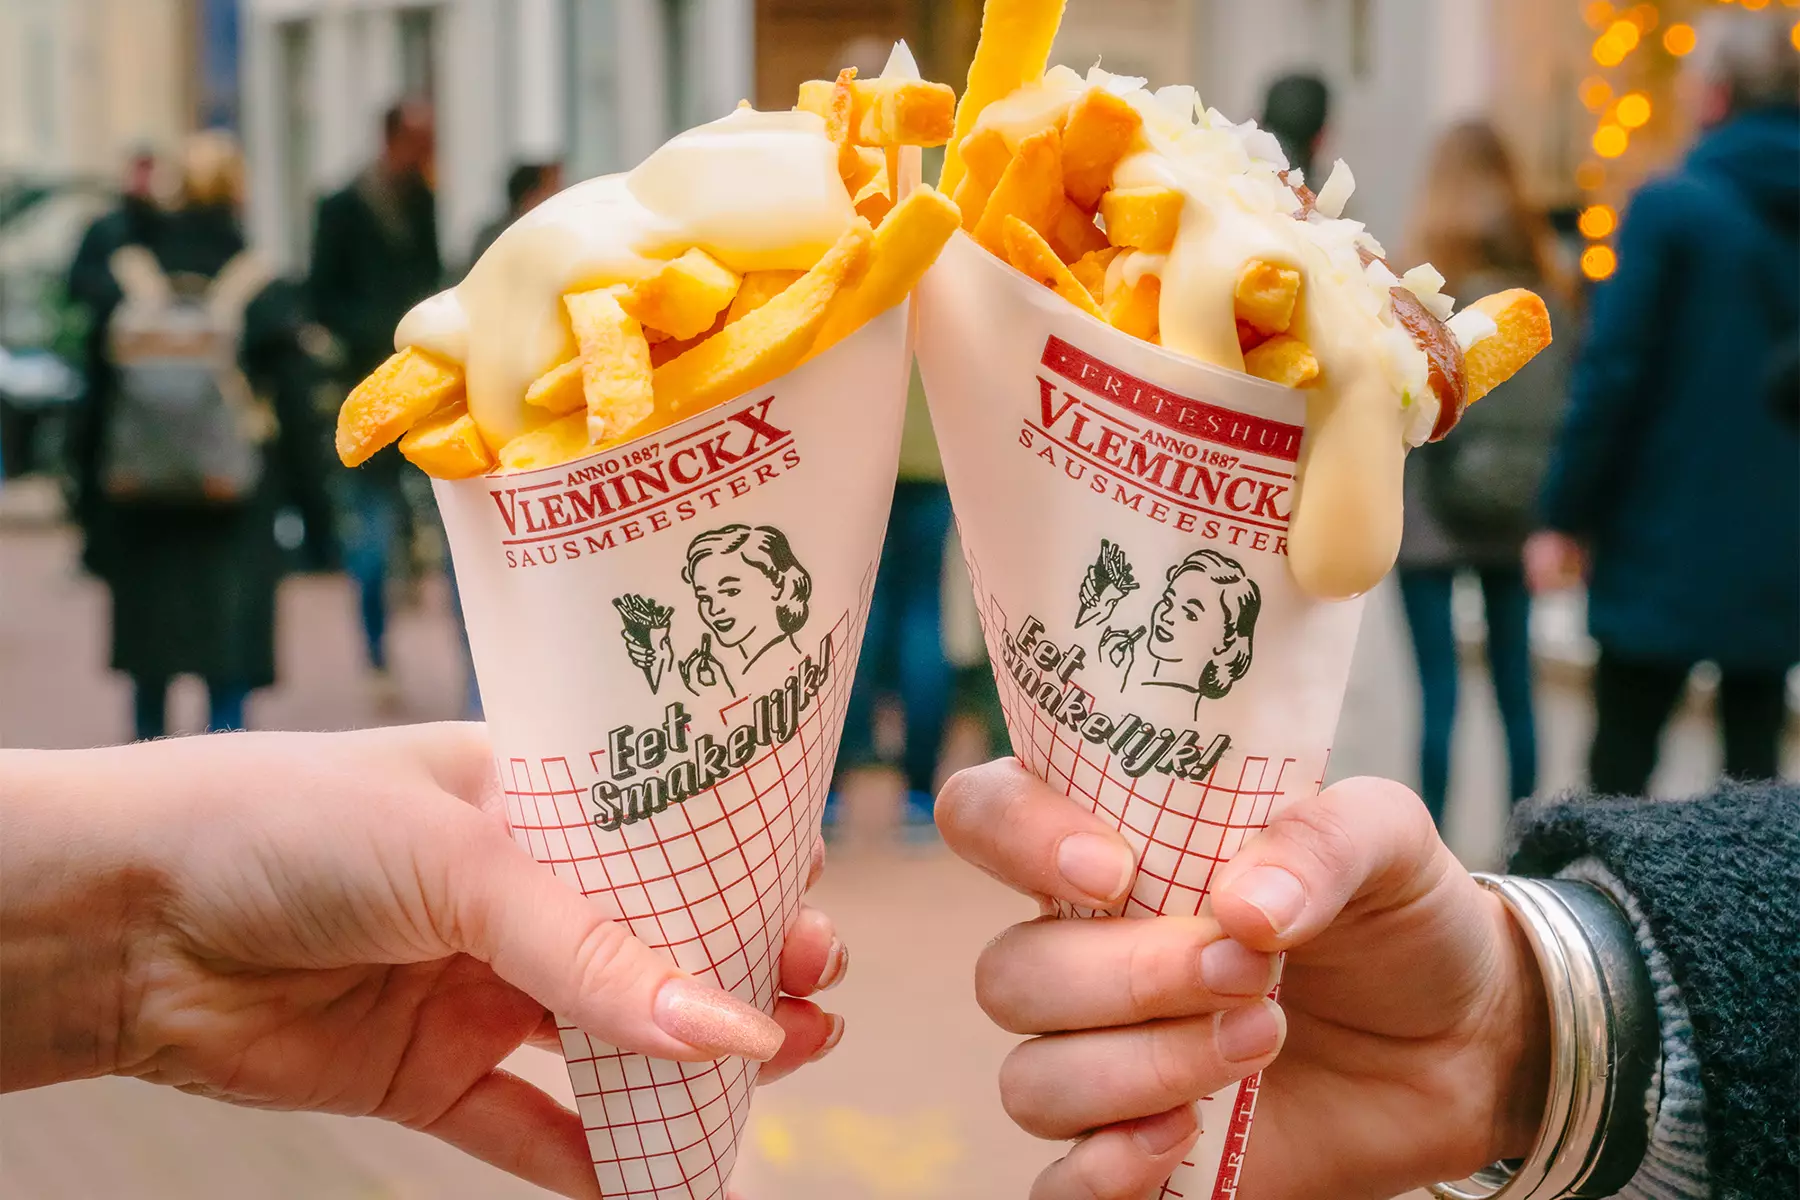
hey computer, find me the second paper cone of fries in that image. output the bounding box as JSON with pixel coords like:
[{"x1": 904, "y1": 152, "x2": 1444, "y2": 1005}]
[
  {"x1": 327, "y1": 43, "x2": 961, "y2": 1200},
  {"x1": 918, "y1": 233, "x2": 1368, "y2": 1195}
]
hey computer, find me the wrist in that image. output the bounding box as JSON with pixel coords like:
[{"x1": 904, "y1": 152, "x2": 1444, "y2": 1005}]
[
  {"x1": 1484, "y1": 888, "x2": 1552, "y2": 1161},
  {"x1": 0, "y1": 749, "x2": 174, "y2": 1090}
]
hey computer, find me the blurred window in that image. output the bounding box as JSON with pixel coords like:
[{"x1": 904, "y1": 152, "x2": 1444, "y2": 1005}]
[{"x1": 278, "y1": 20, "x2": 315, "y2": 269}]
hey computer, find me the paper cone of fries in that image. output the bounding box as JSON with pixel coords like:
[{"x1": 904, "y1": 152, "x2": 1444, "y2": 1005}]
[
  {"x1": 435, "y1": 305, "x2": 910, "y2": 1200},
  {"x1": 918, "y1": 233, "x2": 1367, "y2": 1197}
]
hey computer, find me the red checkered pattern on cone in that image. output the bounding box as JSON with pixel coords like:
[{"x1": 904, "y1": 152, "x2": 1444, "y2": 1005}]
[
  {"x1": 963, "y1": 550, "x2": 1324, "y2": 1200},
  {"x1": 500, "y1": 586, "x2": 872, "y2": 1200}
]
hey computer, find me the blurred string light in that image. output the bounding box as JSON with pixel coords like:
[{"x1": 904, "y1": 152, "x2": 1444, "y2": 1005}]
[
  {"x1": 1616, "y1": 91, "x2": 1654, "y2": 126},
  {"x1": 1593, "y1": 124, "x2": 1631, "y2": 156},
  {"x1": 1664, "y1": 23, "x2": 1698, "y2": 54},
  {"x1": 1576, "y1": 161, "x2": 1608, "y2": 190},
  {"x1": 1585, "y1": 1, "x2": 1617, "y2": 29},
  {"x1": 1579, "y1": 205, "x2": 1619, "y2": 238},
  {"x1": 1581, "y1": 76, "x2": 1616, "y2": 109},
  {"x1": 1741, "y1": 0, "x2": 1769, "y2": 11},
  {"x1": 1792, "y1": 19, "x2": 1800, "y2": 50},
  {"x1": 1582, "y1": 244, "x2": 1619, "y2": 281}
]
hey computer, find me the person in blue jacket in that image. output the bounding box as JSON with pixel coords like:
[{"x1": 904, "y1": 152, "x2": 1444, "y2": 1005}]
[{"x1": 1529, "y1": 9, "x2": 1799, "y2": 796}]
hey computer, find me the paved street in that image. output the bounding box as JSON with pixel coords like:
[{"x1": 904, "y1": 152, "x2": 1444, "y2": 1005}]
[{"x1": 2, "y1": 510, "x2": 1791, "y2": 1199}]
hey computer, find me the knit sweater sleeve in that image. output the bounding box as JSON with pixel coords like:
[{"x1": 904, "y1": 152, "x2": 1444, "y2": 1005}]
[{"x1": 1508, "y1": 784, "x2": 1800, "y2": 1200}]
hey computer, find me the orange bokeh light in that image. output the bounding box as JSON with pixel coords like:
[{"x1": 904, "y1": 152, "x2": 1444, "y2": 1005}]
[
  {"x1": 1742, "y1": 0, "x2": 1769, "y2": 11},
  {"x1": 1628, "y1": 3, "x2": 1660, "y2": 32},
  {"x1": 1584, "y1": 0, "x2": 1617, "y2": 28},
  {"x1": 1576, "y1": 161, "x2": 1607, "y2": 191},
  {"x1": 1664, "y1": 23, "x2": 1697, "y2": 55},
  {"x1": 1581, "y1": 77, "x2": 1615, "y2": 111},
  {"x1": 1616, "y1": 93, "x2": 1653, "y2": 128},
  {"x1": 1583, "y1": 245, "x2": 1619, "y2": 281},
  {"x1": 1792, "y1": 20, "x2": 1800, "y2": 50},
  {"x1": 1607, "y1": 18, "x2": 1641, "y2": 50},
  {"x1": 1579, "y1": 205, "x2": 1619, "y2": 239},
  {"x1": 1594, "y1": 125, "x2": 1630, "y2": 158}
]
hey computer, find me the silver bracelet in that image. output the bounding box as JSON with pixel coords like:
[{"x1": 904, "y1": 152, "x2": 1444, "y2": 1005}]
[{"x1": 1429, "y1": 874, "x2": 1658, "y2": 1200}]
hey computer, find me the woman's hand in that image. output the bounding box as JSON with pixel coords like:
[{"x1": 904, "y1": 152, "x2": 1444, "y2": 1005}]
[
  {"x1": 0, "y1": 725, "x2": 845, "y2": 1199},
  {"x1": 936, "y1": 759, "x2": 1548, "y2": 1200}
]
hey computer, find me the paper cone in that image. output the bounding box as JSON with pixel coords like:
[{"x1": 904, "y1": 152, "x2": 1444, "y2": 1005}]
[
  {"x1": 918, "y1": 234, "x2": 1367, "y2": 1198},
  {"x1": 435, "y1": 305, "x2": 910, "y2": 1200}
]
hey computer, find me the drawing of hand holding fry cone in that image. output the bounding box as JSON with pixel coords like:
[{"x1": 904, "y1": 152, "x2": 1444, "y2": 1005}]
[{"x1": 614, "y1": 593, "x2": 676, "y2": 692}]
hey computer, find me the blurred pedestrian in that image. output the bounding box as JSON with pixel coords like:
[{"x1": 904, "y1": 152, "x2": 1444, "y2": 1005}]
[
  {"x1": 310, "y1": 99, "x2": 443, "y2": 703},
  {"x1": 1530, "y1": 9, "x2": 1799, "y2": 795},
  {"x1": 1261, "y1": 74, "x2": 1331, "y2": 185},
  {"x1": 1396, "y1": 121, "x2": 1574, "y2": 825},
  {"x1": 467, "y1": 161, "x2": 564, "y2": 271},
  {"x1": 65, "y1": 131, "x2": 333, "y2": 739}
]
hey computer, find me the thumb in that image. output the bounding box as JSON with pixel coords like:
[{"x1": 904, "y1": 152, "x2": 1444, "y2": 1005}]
[
  {"x1": 432, "y1": 811, "x2": 783, "y2": 1063},
  {"x1": 1210, "y1": 776, "x2": 1448, "y2": 953}
]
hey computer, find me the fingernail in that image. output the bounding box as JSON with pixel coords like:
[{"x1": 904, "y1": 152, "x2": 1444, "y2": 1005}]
[
  {"x1": 1215, "y1": 999, "x2": 1284, "y2": 1063},
  {"x1": 1199, "y1": 939, "x2": 1273, "y2": 997},
  {"x1": 808, "y1": 1013, "x2": 846, "y2": 1063},
  {"x1": 816, "y1": 939, "x2": 849, "y2": 992},
  {"x1": 1131, "y1": 1105, "x2": 1198, "y2": 1154},
  {"x1": 1056, "y1": 833, "x2": 1133, "y2": 904},
  {"x1": 654, "y1": 978, "x2": 784, "y2": 1062},
  {"x1": 1229, "y1": 866, "x2": 1306, "y2": 935}
]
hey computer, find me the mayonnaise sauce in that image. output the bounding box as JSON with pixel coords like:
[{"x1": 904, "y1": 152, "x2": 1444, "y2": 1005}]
[
  {"x1": 970, "y1": 66, "x2": 1447, "y2": 600},
  {"x1": 397, "y1": 108, "x2": 855, "y2": 445}
]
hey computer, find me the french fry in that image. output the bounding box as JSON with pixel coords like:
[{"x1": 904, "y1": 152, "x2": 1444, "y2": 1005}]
[
  {"x1": 523, "y1": 357, "x2": 585, "y2": 415},
  {"x1": 336, "y1": 346, "x2": 464, "y2": 467},
  {"x1": 1235, "y1": 259, "x2": 1302, "y2": 337},
  {"x1": 941, "y1": 0, "x2": 1070, "y2": 196},
  {"x1": 1463, "y1": 289, "x2": 1554, "y2": 403},
  {"x1": 1002, "y1": 215, "x2": 1105, "y2": 320},
  {"x1": 1062, "y1": 88, "x2": 1143, "y2": 208},
  {"x1": 1100, "y1": 186, "x2": 1184, "y2": 253},
  {"x1": 726, "y1": 270, "x2": 804, "y2": 325},
  {"x1": 952, "y1": 171, "x2": 995, "y2": 233},
  {"x1": 973, "y1": 126, "x2": 1065, "y2": 257},
  {"x1": 815, "y1": 186, "x2": 961, "y2": 352},
  {"x1": 853, "y1": 163, "x2": 895, "y2": 225},
  {"x1": 796, "y1": 76, "x2": 955, "y2": 146},
  {"x1": 497, "y1": 411, "x2": 593, "y2": 472},
  {"x1": 565, "y1": 287, "x2": 655, "y2": 442},
  {"x1": 840, "y1": 145, "x2": 885, "y2": 196},
  {"x1": 1049, "y1": 202, "x2": 1110, "y2": 262},
  {"x1": 1069, "y1": 246, "x2": 1120, "y2": 304},
  {"x1": 960, "y1": 127, "x2": 1014, "y2": 190},
  {"x1": 1103, "y1": 273, "x2": 1161, "y2": 342},
  {"x1": 1237, "y1": 320, "x2": 1268, "y2": 353},
  {"x1": 620, "y1": 249, "x2": 743, "y2": 340},
  {"x1": 652, "y1": 218, "x2": 874, "y2": 418},
  {"x1": 1244, "y1": 334, "x2": 1321, "y2": 387},
  {"x1": 399, "y1": 402, "x2": 494, "y2": 479}
]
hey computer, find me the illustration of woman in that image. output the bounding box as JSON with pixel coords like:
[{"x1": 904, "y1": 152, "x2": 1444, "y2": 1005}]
[
  {"x1": 679, "y1": 525, "x2": 813, "y2": 686},
  {"x1": 1134, "y1": 549, "x2": 1261, "y2": 717}
]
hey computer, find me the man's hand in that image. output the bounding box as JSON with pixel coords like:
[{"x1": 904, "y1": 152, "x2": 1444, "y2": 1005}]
[
  {"x1": 936, "y1": 760, "x2": 1549, "y2": 1200},
  {"x1": 0, "y1": 726, "x2": 846, "y2": 1200},
  {"x1": 1524, "y1": 530, "x2": 1587, "y2": 594}
]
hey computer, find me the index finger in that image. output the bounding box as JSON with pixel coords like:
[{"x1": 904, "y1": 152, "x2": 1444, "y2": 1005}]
[{"x1": 936, "y1": 758, "x2": 1136, "y2": 909}]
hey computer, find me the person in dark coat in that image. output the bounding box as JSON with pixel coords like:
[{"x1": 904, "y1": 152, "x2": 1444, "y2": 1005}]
[
  {"x1": 1530, "y1": 10, "x2": 1800, "y2": 796},
  {"x1": 308, "y1": 99, "x2": 442, "y2": 691},
  {"x1": 1396, "y1": 121, "x2": 1575, "y2": 826},
  {"x1": 66, "y1": 133, "x2": 333, "y2": 740}
]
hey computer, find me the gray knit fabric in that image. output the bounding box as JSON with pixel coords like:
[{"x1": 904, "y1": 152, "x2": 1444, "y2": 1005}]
[{"x1": 1560, "y1": 857, "x2": 1710, "y2": 1200}]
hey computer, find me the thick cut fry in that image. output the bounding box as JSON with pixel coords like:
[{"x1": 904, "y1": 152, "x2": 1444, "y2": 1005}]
[
  {"x1": 953, "y1": 170, "x2": 995, "y2": 233},
  {"x1": 497, "y1": 412, "x2": 593, "y2": 472},
  {"x1": 336, "y1": 347, "x2": 463, "y2": 467},
  {"x1": 941, "y1": 0, "x2": 1070, "y2": 195},
  {"x1": 960, "y1": 128, "x2": 1014, "y2": 190},
  {"x1": 1069, "y1": 246, "x2": 1120, "y2": 304},
  {"x1": 815, "y1": 187, "x2": 961, "y2": 352},
  {"x1": 1062, "y1": 88, "x2": 1144, "y2": 208},
  {"x1": 1237, "y1": 319, "x2": 1268, "y2": 353},
  {"x1": 1244, "y1": 334, "x2": 1321, "y2": 387},
  {"x1": 726, "y1": 270, "x2": 804, "y2": 325},
  {"x1": 652, "y1": 219, "x2": 874, "y2": 418},
  {"x1": 620, "y1": 248, "x2": 743, "y2": 340},
  {"x1": 1235, "y1": 259, "x2": 1302, "y2": 336},
  {"x1": 565, "y1": 287, "x2": 656, "y2": 442},
  {"x1": 1003, "y1": 215, "x2": 1104, "y2": 320},
  {"x1": 399, "y1": 402, "x2": 494, "y2": 479},
  {"x1": 853, "y1": 163, "x2": 894, "y2": 225},
  {"x1": 1049, "y1": 203, "x2": 1110, "y2": 262},
  {"x1": 523, "y1": 357, "x2": 585, "y2": 414},
  {"x1": 1103, "y1": 274, "x2": 1161, "y2": 343},
  {"x1": 973, "y1": 127, "x2": 1065, "y2": 257},
  {"x1": 1100, "y1": 186, "x2": 1184, "y2": 253},
  {"x1": 840, "y1": 145, "x2": 884, "y2": 196},
  {"x1": 1463, "y1": 289, "x2": 1554, "y2": 403},
  {"x1": 796, "y1": 77, "x2": 956, "y2": 146}
]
